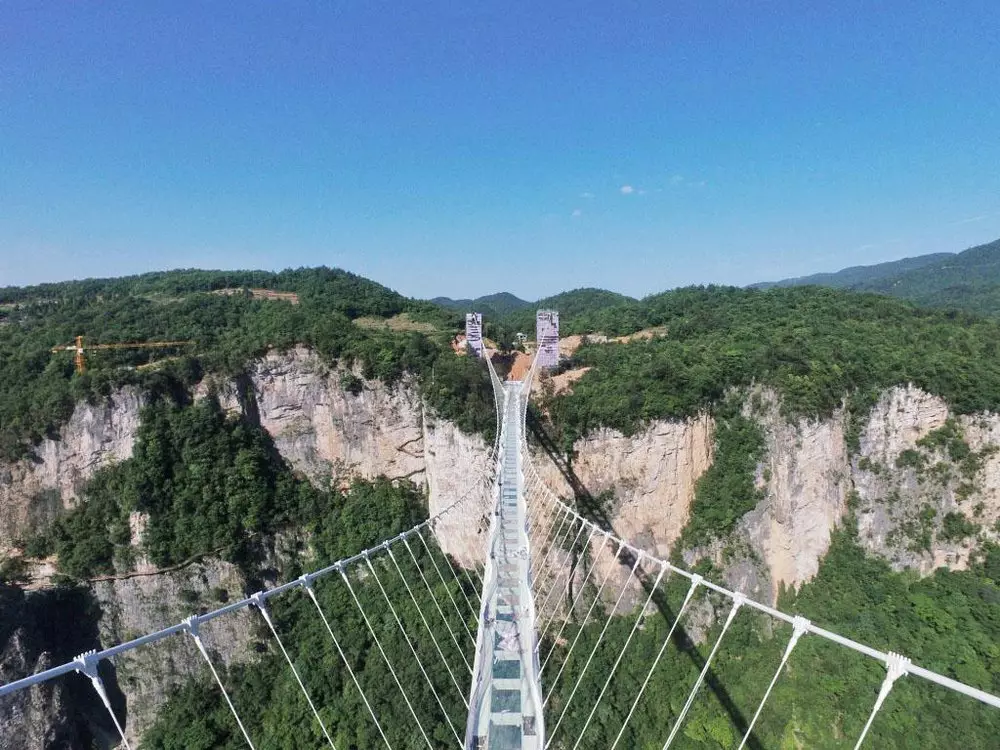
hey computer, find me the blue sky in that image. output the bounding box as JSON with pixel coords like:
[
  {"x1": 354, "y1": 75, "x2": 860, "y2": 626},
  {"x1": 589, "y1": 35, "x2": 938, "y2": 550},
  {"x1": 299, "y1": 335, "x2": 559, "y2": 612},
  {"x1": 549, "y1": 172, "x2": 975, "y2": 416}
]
[{"x1": 1, "y1": 1, "x2": 998, "y2": 299}]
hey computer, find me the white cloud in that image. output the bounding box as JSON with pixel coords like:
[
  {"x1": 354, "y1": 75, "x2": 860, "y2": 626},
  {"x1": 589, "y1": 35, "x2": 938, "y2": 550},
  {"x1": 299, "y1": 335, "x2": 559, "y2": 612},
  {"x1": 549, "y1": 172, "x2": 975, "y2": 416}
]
[
  {"x1": 620, "y1": 185, "x2": 635, "y2": 195},
  {"x1": 571, "y1": 208, "x2": 582, "y2": 218},
  {"x1": 580, "y1": 192, "x2": 595, "y2": 199},
  {"x1": 669, "y1": 174, "x2": 685, "y2": 185},
  {"x1": 953, "y1": 213, "x2": 993, "y2": 225}
]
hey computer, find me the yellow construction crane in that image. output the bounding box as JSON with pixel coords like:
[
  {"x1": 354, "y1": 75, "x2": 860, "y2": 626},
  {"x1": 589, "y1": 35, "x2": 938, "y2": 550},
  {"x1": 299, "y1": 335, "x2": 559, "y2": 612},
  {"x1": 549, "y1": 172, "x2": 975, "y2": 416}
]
[{"x1": 52, "y1": 335, "x2": 194, "y2": 374}]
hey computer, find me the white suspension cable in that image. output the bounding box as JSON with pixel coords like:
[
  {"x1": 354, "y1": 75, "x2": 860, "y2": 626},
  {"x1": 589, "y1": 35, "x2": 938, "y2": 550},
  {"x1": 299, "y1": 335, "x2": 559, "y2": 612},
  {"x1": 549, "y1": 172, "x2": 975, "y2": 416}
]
[
  {"x1": 184, "y1": 617, "x2": 257, "y2": 749},
  {"x1": 364, "y1": 555, "x2": 464, "y2": 747},
  {"x1": 435, "y1": 513, "x2": 488, "y2": 616},
  {"x1": 661, "y1": 594, "x2": 745, "y2": 749},
  {"x1": 609, "y1": 575, "x2": 701, "y2": 750},
  {"x1": 534, "y1": 522, "x2": 589, "y2": 633},
  {"x1": 539, "y1": 506, "x2": 580, "y2": 576},
  {"x1": 463, "y1": 565, "x2": 484, "y2": 600},
  {"x1": 539, "y1": 528, "x2": 605, "y2": 673},
  {"x1": 339, "y1": 566, "x2": 435, "y2": 750},
  {"x1": 526, "y1": 494, "x2": 560, "y2": 555},
  {"x1": 529, "y1": 504, "x2": 572, "y2": 589},
  {"x1": 529, "y1": 509, "x2": 577, "y2": 615},
  {"x1": 854, "y1": 652, "x2": 911, "y2": 749},
  {"x1": 302, "y1": 579, "x2": 394, "y2": 750},
  {"x1": 73, "y1": 651, "x2": 133, "y2": 750},
  {"x1": 736, "y1": 615, "x2": 810, "y2": 750},
  {"x1": 513, "y1": 472, "x2": 1000, "y2": 712},
  {"x1": 386, "y1": 548, "x2": 470, "y2": 708},
  {"x1": 538, "y1": 523, "x2": 593, "y2": 637},
  {"x1": 525, "y1": 474, "x2": 554, "y2": 528},
  {"x1": 251, "y1": 593, "x2": 337, "y2": 749},
  {"x1": 403, "y1": 537, "x2": 474, "y2": 674},
  {"x1": 546, "y1": 552, "x2": 643, "y2": 745},
  {"x1": 544, "y1": 538, "x2": 626, "y2": 706},
  {"x1": 571, "y1": 563, "x2": 668, "y2": 750},
  {"x1": 418, "y1": 528, "x2": 478, "y2": 646}
]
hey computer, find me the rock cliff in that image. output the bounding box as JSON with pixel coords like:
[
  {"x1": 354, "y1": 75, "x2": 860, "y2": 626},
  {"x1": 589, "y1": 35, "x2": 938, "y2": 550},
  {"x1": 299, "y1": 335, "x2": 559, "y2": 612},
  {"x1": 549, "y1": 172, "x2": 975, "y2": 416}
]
[
  {"x1": 527, "y1": 384, "x2": 1000, "y2": 608},
  {"x1": 0, "y1": 387, "x2": 143, "y2": 555},
  {"x1": 6, "y1": 347, "x2": 1000, "y2": 742},
  {"x1": 0, "y1": 347, "x2": 493, "y2": 745}
]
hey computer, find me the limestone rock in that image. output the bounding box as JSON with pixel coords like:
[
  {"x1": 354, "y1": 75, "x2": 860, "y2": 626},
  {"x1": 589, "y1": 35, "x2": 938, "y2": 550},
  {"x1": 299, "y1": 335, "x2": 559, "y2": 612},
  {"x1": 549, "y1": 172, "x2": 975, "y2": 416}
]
[{"x1": 0, "y1": 387, "x2": 143, "y2": 554}]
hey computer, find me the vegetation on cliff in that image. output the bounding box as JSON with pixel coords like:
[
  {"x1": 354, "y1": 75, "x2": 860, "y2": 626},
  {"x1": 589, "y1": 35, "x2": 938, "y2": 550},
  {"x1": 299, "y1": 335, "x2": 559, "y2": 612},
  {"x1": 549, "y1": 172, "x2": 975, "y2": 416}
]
[
  {"x1": 31, "y1": 396, "x2": 328, "y2": 578},
  {"x1": 141, "y1": 479, "x2": 477, "y2": 750},
  {"x1": 547, "y1": 286, "x2": 1000, "y2": 443},
  {"x1": 541, "y1": 529, "x2": 1000, "y2": 749},
  {"x1": 0, "y1": 267, "x2": 495, "y2": 461},
  {"x1": 26, "y1": 384, "x2": 485, "y2": 581}
]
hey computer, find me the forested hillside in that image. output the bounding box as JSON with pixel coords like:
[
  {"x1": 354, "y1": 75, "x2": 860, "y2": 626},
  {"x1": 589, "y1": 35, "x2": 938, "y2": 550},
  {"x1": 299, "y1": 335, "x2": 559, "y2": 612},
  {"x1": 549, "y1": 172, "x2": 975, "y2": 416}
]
[
  {"x1": 431, "y1": 291, "x2": 531, "y2": 318},
  {"x1": 0, "y1": 267, "x2": 497, "y2": 745},
  {"x1": 431, "y1": 287, "x2": 635, "y2": 339},
  {"x1": 525, "y1": 284, "x2": 1000, "y2": 747},
  {"x1": 4, "y1": 271, "x2": 1000, "y2": 748},
  {"x1": 754, "y1": 253, "x2": 953, "y2": 290},
  {"x1": 0, "y1": 267, "x2": 495, "y2": 461},
  {"x1": 544, "y1": 285, "x2": 1000, "y2": 444},
  {"x1": 755, "y1": 237, "x2": 1000, "y2": 317}
]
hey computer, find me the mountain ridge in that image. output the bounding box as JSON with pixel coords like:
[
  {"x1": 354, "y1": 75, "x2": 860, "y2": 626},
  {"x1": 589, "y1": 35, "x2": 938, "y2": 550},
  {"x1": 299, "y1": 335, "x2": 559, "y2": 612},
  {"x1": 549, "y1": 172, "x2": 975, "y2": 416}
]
[{"x1": 753, "y1": 236, "x2": 1000, "y2": 316}]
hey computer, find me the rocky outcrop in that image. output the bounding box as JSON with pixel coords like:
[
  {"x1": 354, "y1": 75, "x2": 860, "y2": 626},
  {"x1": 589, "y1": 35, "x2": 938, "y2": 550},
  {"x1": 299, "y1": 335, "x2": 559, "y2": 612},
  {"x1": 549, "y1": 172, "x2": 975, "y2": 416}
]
[
  {"x1": 0, "y1": 586, "x2": 103, "y2": 749},
  {"x1": 231, "y1": 348, "x2": 427, "y2": 486},
  {"x1": 528, "y1": 416, "x2": 715, "y2": 614},
  {"x1": 0, "y1": 388, "x2": 143, "y2": 555},
  {"x1": 0, "y1": 633, "x2": 80, "y2": 750},
  {"x1": 529, "y1": 385, "x2": 1000, "y2": 609},
  {"x1": 532, "y1": 417, "x2": 715, "y2": 559},
  {"x1": 423, "y1": 414, "x2": 492, "y2": 568},
  {"x1": 0, "y1": 347, "x2": 493, "y2": 747},
  {"x1": 90, "y1": 560, "x2": 255, "y2": 746},
  {"x1": 737, "y1": 392, "x2": 851, "y2": 599},
  {"x1": 853, "y1": 387, "x2": 1000, "y2": 573},
  {"x1": 11, "y1": 345, "x2": 1000, "y2": 742}
]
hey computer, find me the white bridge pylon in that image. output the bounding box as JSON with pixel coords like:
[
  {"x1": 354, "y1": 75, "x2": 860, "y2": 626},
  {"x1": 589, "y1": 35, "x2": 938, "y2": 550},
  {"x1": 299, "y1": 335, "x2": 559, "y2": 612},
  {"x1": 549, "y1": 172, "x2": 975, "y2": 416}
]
[{"x1": 465, "y1": 357, "x2": 546, "y2": 749}]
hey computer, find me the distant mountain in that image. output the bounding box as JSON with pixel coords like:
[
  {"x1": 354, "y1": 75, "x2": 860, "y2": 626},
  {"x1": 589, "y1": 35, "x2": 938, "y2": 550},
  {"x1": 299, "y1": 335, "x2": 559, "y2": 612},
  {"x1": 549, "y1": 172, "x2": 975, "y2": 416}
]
[
  {"x1": 430, "y1": 292, "x2": 531, "y2": 318},
  {"x1": 755, "y1": 237, "x2": 1000, "y2": 317},
  {"x1": 499, "y1": 288, "x2": 636, "y2": 333},
  {"x1": 430, "y1": 288, "x2": 635, "y2": 332},
  {"x1": 754, "y1": 253, "x2": 954, "y2": 290}
]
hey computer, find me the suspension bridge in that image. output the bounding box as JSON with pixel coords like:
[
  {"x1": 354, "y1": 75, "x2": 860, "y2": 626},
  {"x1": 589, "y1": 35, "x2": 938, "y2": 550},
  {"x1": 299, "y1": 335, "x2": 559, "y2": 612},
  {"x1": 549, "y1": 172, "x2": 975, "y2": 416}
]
[{"x1": 2, "y1": 353, "x2": 999, "y2": 749}]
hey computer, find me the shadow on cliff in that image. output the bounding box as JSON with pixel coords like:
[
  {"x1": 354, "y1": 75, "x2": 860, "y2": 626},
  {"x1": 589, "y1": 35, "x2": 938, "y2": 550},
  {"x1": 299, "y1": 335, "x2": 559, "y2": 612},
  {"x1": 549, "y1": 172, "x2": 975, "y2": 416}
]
[
  {"x1": 525, "y1": 408, "x2": 764, "y2": 750},
  {"x1": 0, "y1": 584, "x2": 130, "y2": 748}
]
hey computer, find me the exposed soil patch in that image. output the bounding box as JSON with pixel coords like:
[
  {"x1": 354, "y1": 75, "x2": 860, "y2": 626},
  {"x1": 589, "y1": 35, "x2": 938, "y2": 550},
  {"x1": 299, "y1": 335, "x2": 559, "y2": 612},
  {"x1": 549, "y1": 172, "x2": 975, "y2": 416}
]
[{"x1": 354, "y1": 312, "x2": 437, "y2": 332}]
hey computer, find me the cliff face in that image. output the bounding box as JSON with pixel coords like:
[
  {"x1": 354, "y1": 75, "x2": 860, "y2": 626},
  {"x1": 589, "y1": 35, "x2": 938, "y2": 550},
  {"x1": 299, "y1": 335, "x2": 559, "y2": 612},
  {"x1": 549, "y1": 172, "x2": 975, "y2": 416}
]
[
  {"x1": 0, "y1": 347, "x2": 493, "y2": 746},
  {"x1": 90, "y1": 559, "x2": 255, "y2": 746},
  {"x1": 735, "y1": 391, "x2": 851, "y2": 600},
  {"x1": 224, "y1": 348, "x2": 428, "y2": 486},
  {"x1": 7, "y1": 347, "x2": 1000, "y2": 742},
  {"x1": 532, "y1": 417, "x2": 715, "y2": 559},
  {"x1": 423, "y1": 413, "x2": 492, "y2": 567},
  {"x1": 528, "y1": 385, "x2": 1000, "y2": 607},
  {"x1": 528, "y1": 416, "x2": 715, "y2": 615},
  {"x1": 853, "y1": 386, "x2": 1000, "y2": 573},
  {"x1": 0, "y1": 630, "x2": 80, "y2": 750},
  {"x1": 0, "y1": 387, "x2": 143, "y2": 555}
]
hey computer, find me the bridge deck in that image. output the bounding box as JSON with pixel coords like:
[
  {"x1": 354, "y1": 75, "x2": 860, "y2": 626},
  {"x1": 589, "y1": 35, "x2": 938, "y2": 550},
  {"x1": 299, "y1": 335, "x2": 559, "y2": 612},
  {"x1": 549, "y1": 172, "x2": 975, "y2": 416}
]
[{"x1": 465, "y1": 382, "x2": 544, "y2": 749}]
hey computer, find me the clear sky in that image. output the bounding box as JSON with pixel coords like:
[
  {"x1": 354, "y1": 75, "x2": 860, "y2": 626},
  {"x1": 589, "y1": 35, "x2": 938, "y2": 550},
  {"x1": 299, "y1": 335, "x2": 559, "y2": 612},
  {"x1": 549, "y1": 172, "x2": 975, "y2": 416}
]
[{"x1": 1, "y1": 2, "x2": 998, "y2": 299}]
